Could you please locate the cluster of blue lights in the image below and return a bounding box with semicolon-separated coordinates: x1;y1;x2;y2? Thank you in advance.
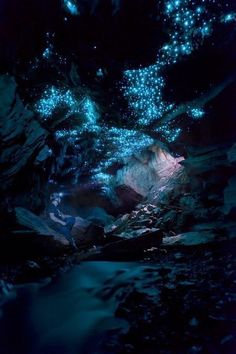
35;1;234;183
91;171;113;184
42;32;54;60
81;98;100;132
35;86;80;119
36;88;100;136
123;65;173;126
42;46;53;60
63;0;79;15
108;127;154;159
188;108;205;119
163;0;218;63
155;124;182;143
94;127;154;173
55;129;78;139
122;0;231;143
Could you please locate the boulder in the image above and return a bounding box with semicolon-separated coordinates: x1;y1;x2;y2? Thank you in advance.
15;207;105;252
115;145;184;199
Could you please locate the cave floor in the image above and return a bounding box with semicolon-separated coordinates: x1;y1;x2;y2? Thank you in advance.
0;239;235;354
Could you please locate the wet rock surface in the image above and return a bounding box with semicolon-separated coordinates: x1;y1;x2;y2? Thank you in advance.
98;241;236;354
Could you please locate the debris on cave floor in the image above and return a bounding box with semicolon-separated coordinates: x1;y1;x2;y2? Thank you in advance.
98;240;236;354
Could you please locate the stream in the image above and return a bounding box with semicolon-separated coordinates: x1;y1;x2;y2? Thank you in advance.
0;261;159;354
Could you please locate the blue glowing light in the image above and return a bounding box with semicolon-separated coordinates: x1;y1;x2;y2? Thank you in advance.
96;68;104;77
36;1;233;182
94;127;154;173
92;172;113;184
222;13;236;23
155;124;182;143
188;108;205;119
35;87;100;133
82;97;100;131
63;0;79;16
55;129;78;139
122;0;230;143
42;46;53;60
35;86;80;119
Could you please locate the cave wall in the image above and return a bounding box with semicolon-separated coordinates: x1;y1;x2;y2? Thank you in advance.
115;145;184;197
0;75;49;214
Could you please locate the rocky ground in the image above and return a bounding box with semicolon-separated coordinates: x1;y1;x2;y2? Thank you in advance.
97;240;236;354
1;237;235;354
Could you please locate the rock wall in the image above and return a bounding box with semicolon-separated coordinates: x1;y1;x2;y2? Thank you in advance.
0;75;48;213
111;144;236;243
115;145;184;198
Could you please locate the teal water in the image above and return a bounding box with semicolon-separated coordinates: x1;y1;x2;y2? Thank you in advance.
0;261;158;354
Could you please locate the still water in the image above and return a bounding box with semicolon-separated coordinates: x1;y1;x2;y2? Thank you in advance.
0;261;158;354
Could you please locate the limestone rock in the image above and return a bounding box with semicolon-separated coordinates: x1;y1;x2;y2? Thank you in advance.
116;145;184;198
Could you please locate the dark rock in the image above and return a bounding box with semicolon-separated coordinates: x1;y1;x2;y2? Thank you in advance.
76;206;114;226
163;231;220;246
115;185;143;213
224;175;236;215
227;143;236;164
179;195;198;209
101;229;163;260
25;260;41;270
182;145;229;176
0;75;47;189
105;213;130;235
161;210;178;227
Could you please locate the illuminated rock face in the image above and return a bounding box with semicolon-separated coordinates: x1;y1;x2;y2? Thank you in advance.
116;146;183;197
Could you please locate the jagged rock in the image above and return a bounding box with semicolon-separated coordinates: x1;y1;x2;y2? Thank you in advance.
162;231;221;246
181;145;229;176
0;75;17;119
0;74;48;194
115;227;160;240
105;213;130;234
161;210;178;226
35;145;52;164
115;145;184;198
